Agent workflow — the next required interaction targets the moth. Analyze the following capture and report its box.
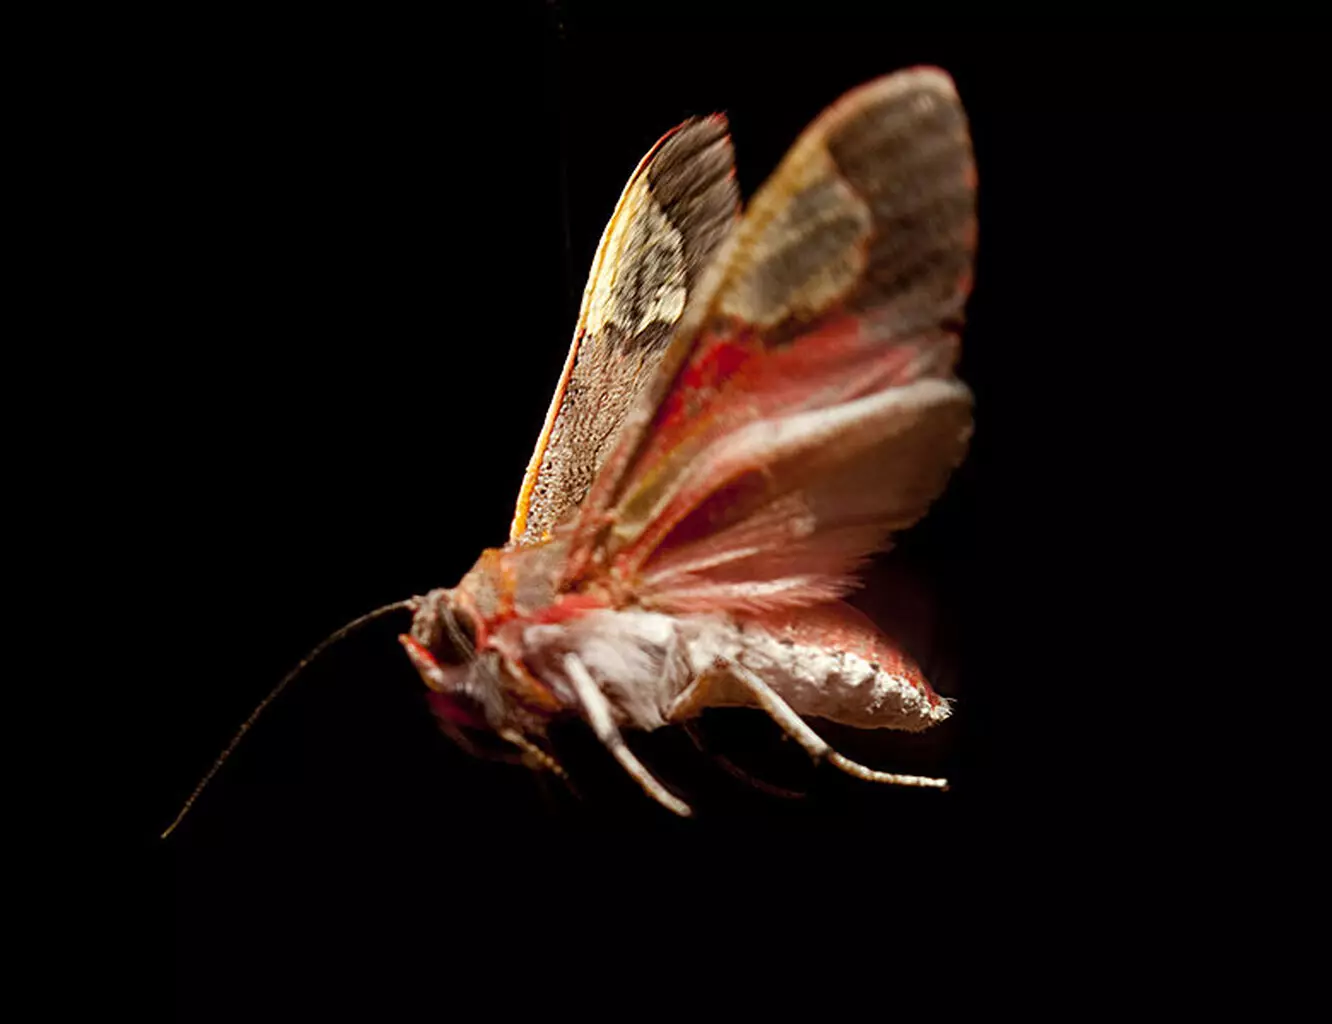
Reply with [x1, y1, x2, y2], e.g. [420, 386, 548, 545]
[165, 67, 976, 832]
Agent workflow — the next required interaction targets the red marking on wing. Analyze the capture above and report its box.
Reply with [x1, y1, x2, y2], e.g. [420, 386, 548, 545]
[661, 335, 753, 426]
[617, 315, 952, 568]
[632, 330, 760, 481]
[635, 315, 885, 475]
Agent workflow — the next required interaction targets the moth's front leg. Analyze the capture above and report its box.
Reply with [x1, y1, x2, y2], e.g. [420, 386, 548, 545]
[674, 659, 949, 792]
[562, 653, 692, 817]
[497, 728, 571, 782]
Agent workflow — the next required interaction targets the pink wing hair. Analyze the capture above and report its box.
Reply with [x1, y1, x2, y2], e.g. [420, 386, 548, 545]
[562, 69, 976, 615]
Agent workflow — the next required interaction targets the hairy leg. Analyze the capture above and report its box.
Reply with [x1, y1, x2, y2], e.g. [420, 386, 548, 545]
[563, 653, 692, 817]
[676, 659, 948, 791]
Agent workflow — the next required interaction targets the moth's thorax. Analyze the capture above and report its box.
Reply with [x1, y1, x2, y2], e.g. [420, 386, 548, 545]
[455, 535, 588, 625]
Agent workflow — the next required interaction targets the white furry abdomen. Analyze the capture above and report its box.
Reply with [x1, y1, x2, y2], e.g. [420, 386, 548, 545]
[520, 607, 949, 734]
[677, 615, 948, 731]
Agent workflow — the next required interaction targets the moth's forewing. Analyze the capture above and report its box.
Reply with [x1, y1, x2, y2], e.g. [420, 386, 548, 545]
[563, 69, 976, 613]
[509, 118, 739, 546]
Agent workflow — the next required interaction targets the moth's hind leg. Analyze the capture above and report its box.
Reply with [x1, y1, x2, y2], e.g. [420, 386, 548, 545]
[678, 659, 948, 792]
[562, 654, 692, 817]
[680, 719, 808, 800]
[433, 717, 524, 765]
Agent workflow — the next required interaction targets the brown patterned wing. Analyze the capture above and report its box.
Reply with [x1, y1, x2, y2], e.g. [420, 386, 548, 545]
[565, 68, 976, 611]
[509, 117, 739, 546]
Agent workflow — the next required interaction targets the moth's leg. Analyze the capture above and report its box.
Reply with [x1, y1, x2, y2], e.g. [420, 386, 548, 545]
[424, 713, 536, 767]
[434, 718, 520, 764]
[498, 727, 577, 789]
[527, 765, 562, 817]
[714, 658, 949, 791]
[671, 671, 810, 797]
[562, 654, 692, 817]
[502, 730, 579, 815]
[668, 663, 782, 721]
[681, 720, 808, 800]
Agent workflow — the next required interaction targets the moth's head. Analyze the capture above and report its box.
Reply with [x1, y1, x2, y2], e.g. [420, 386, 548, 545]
[399, 588, 493, 726]
[407, 588, 478, 667]
[400, 577, 567, 741]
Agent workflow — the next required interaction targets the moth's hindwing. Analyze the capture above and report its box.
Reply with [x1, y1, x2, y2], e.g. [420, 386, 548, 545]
[509, 118, 740, 545]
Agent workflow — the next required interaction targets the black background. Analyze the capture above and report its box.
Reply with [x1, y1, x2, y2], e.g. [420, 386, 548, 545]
[113, 10, 1320, 1018]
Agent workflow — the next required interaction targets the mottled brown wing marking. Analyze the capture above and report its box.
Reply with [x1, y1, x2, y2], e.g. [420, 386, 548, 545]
[715, 144, 873, 332]
[509, 117, 739, 546]
[824, 82, 974, 334]
[716, 70, 974, 341]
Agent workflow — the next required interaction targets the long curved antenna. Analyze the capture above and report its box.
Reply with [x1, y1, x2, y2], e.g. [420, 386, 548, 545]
[160, 598, 417, 839]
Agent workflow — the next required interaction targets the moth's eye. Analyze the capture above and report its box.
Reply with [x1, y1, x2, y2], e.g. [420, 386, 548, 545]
[425, 602, 478, 668]
[446, 607, 478, 659]
[409, 590, 476, 666]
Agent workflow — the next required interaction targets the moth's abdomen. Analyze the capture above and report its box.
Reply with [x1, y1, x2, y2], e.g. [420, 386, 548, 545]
[680, 604, 948, 732]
